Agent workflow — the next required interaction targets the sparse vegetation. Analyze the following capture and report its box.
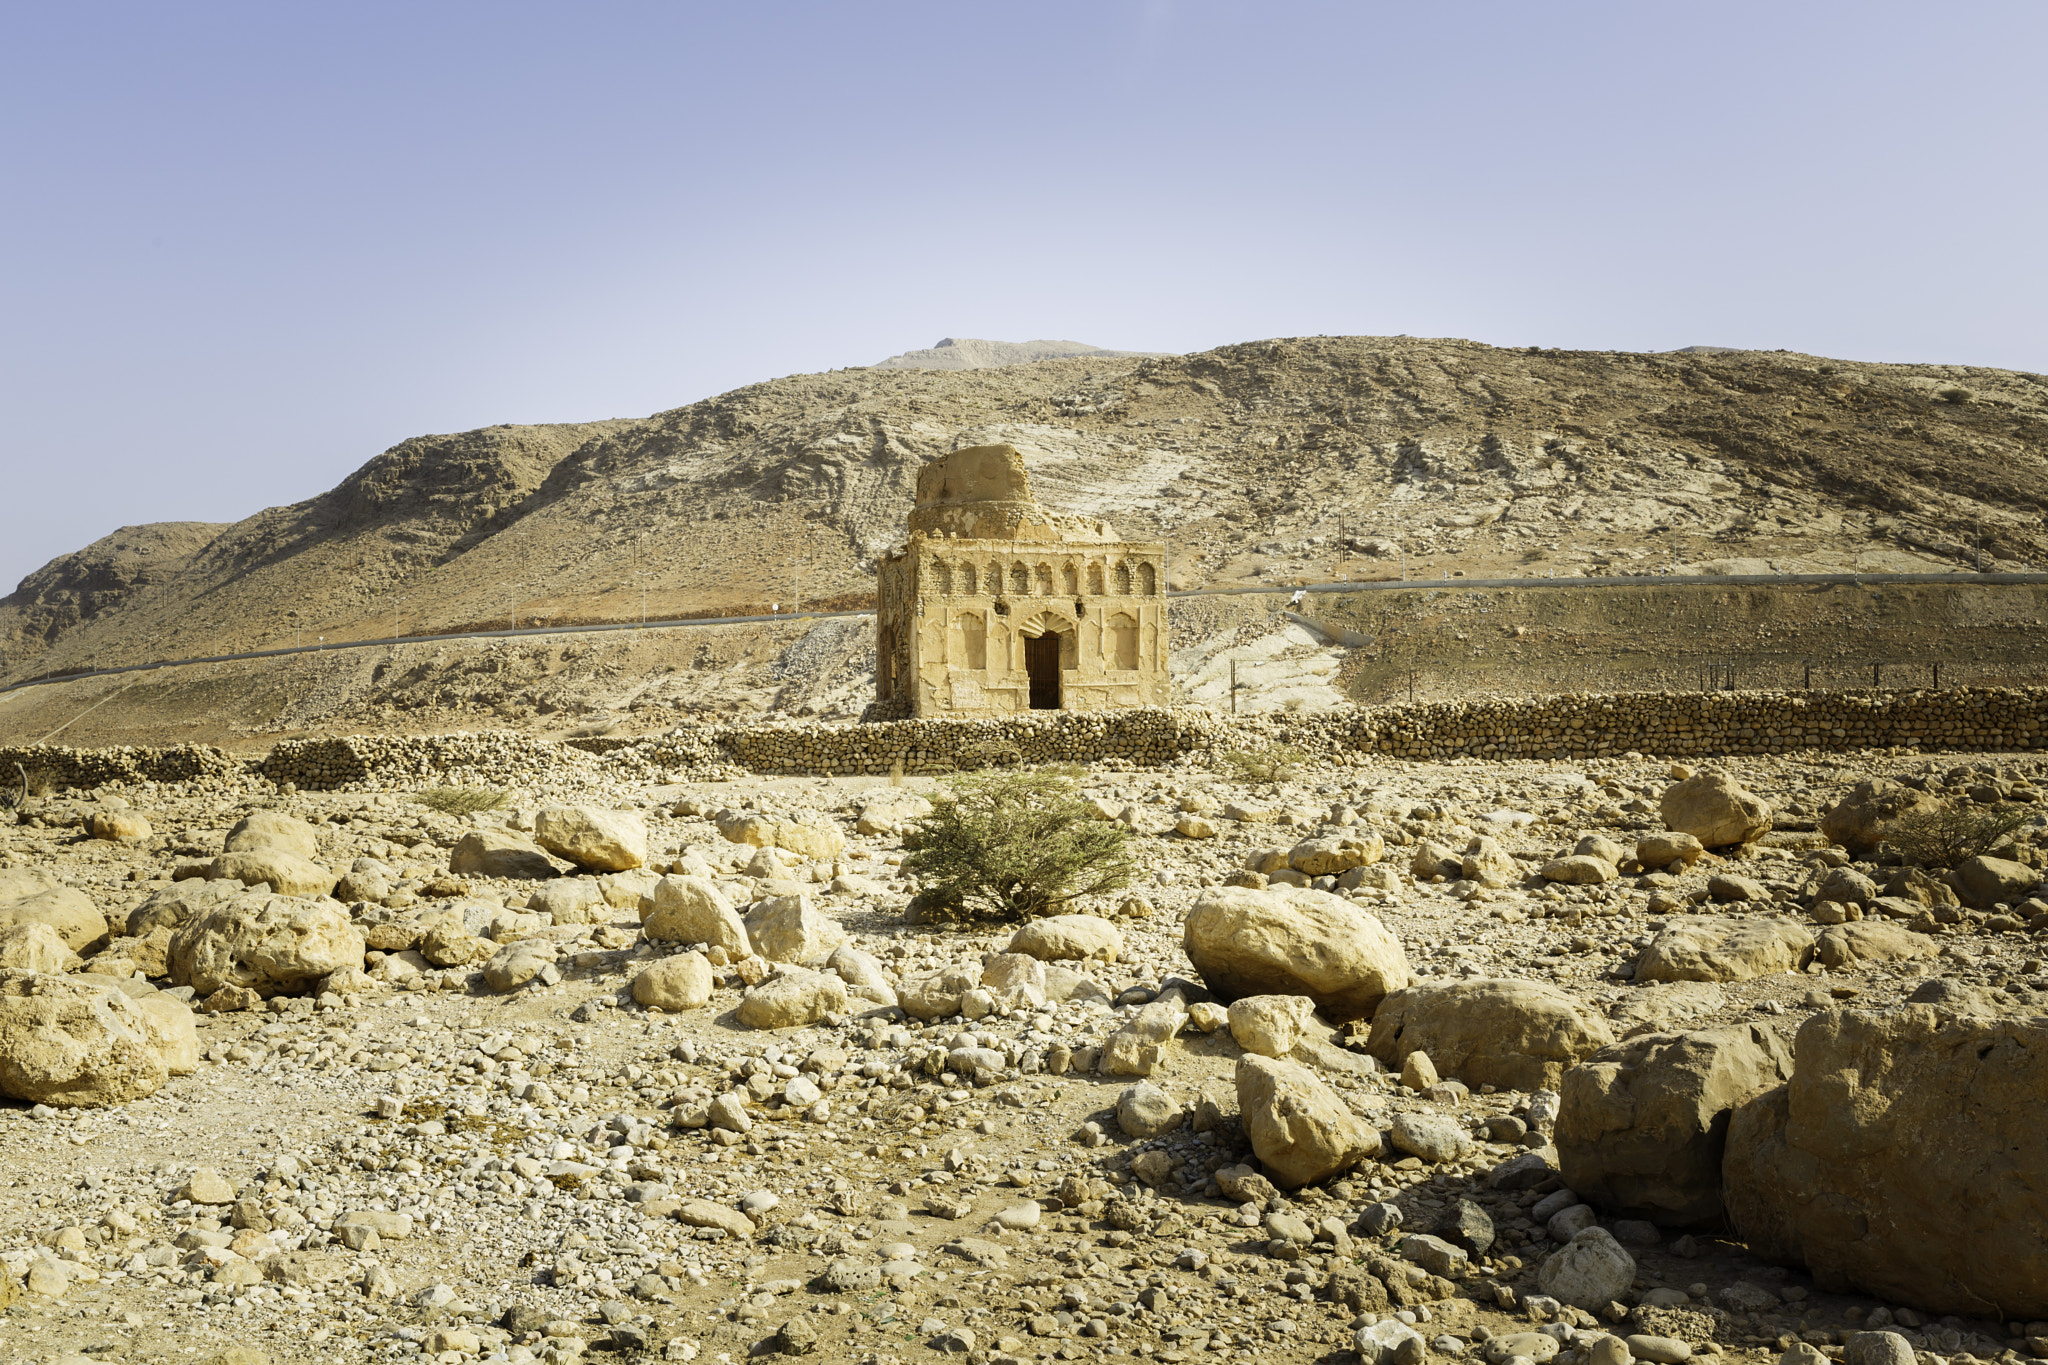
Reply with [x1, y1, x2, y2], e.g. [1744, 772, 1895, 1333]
[1887, 800, 2033, 869]
[900, 764, 1133, 923]
[21, 765, 59, 800]
[411, 785, 511, 816]
[1214, 743, 1308, 785]
[1937, 386, 1974, 405]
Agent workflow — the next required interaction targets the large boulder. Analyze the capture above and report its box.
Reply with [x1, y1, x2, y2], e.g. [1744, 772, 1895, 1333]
[127, 879, 244, 936]
[1636, 832, 1705, 870]
[447, 830, 557, 880]
[223, 812, 320, 860]
[1460, 836, 1520, 889]
[1101, 991, 1191, 1076]
[167, 896, 367, 998]
[642, 876, 751, 954]
[735, 969, 847, 1029]
[1228, 994, 1320, 1058]
[1818, 779, 1944, 857]
[0, 887, 106, 954]
[855, 791, 932, 836]
[1287, 833, 1383, 876]
[1633, 916, 1813, 984]
[481, 940, 556, 993]
[89, 809, 152, 842]
[0, 970, 168, 1106]
[0, 922, 82, 974]
[206, 850, 338, 898]
[1814, 866, 1880, 908]
[1367, 979, 1615, 1093]
[0, 868, 59, 901]
[742, 895, 847, 965]
[1660, 771, 1772, 848]
[1812, 921, 1937, 971]
[631, 953, 714, 1012]
[1541, 855, 1617, 886]
[1724, 1006, 2048, 1315]
[899, 964, 980, 1021]
[1953, 854, 2039, 909]
[130, 990, 200, 1075]
[1006, 915, 1123, 963]
[1184, 886, 1412, 1024]
[524, 879, 609, 926]
[1556, 1023, 1794, 1228]
[1234, 1054, 1380, 1189]
[533, 807, 647, 873]
[716, 810, 845, 861]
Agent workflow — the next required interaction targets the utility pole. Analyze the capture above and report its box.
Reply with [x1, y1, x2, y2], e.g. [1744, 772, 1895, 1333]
[393, 595, 409, 642]
[1230, 659, 1238, 714]
[509, 582, 521, 632]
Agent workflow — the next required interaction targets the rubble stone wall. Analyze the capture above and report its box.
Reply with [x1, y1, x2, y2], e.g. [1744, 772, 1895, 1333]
[14, 686, 2048, 792]
[0, 742, 244, 789]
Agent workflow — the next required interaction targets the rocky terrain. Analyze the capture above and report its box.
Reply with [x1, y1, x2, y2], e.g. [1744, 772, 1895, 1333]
[8, 336, 2048, 690]
[1, 729, 2045, 1365]
[871, 340, 1164, 372]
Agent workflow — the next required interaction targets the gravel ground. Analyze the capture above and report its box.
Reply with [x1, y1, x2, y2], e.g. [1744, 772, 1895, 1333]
[4, 746, 2046, 1365]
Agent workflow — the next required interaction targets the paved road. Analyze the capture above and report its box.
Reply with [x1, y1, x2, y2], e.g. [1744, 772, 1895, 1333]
[6, 570, 2045, 698]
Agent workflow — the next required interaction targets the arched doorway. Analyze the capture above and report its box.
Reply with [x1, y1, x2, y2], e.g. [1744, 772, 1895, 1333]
[1025, 633, 1061, 709]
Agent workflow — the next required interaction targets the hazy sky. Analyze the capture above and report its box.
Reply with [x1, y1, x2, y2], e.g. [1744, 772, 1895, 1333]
[4, 1, 2044, 593]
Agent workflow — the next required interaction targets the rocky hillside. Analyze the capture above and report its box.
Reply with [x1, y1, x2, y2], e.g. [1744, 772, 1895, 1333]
[870, 337, 1158, 369]
[5, 336, 2045, 684]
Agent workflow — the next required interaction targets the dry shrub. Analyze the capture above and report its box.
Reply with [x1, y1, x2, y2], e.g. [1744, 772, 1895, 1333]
[1214, 744, 1307, 785]
[901, 764, 1133, 923]
[1887, 800, 2033, 869]
[412, 786, 511, 816]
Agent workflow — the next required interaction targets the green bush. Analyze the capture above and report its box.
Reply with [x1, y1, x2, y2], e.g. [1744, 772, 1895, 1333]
[412, 785, 511, 816]
[900, 765, 1134, 923]
[1213, 744, 1308, 786]
[1886, 800, 2033, 869]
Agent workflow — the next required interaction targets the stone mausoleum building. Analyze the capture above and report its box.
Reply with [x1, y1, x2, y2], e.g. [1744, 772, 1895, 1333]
[874, 444, 1169, 717]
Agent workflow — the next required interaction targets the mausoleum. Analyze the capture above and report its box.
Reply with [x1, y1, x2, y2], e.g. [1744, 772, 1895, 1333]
[873, 444, 1169, 717]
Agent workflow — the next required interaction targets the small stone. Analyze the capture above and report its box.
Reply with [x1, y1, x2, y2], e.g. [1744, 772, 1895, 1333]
[777, 1315, 819, 1355]
[1842, 1333, 1916, 1365]
[1115, 1081, 1182, 1138]
[1400, 1051, 1440, 1090]
[1357, 1201, 1404, 1237]
[180, 1168, 236, 1205]
[1539, 1227, 1636, 1308]
[1626, 1337, 1694, 1365]
[1546, 1202, 1598, 1241]
[1391, 1111, 1471, 1164]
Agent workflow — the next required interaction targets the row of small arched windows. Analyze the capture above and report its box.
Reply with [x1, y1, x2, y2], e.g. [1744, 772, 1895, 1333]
[927, 558, 1157, 598]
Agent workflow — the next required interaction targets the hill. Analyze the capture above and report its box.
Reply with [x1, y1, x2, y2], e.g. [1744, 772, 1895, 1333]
[4, 335, 2045, 687]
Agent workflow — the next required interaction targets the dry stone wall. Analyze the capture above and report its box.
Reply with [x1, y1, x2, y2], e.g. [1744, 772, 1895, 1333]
[0, 742, 243, 789]
[12, 686, 2048, 792]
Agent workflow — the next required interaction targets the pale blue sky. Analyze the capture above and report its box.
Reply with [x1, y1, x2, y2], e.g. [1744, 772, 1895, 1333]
[4, 1, 2044, 593]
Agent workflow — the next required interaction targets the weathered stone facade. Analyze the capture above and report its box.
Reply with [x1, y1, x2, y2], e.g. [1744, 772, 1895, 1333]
[874, 444, 1169, 717]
